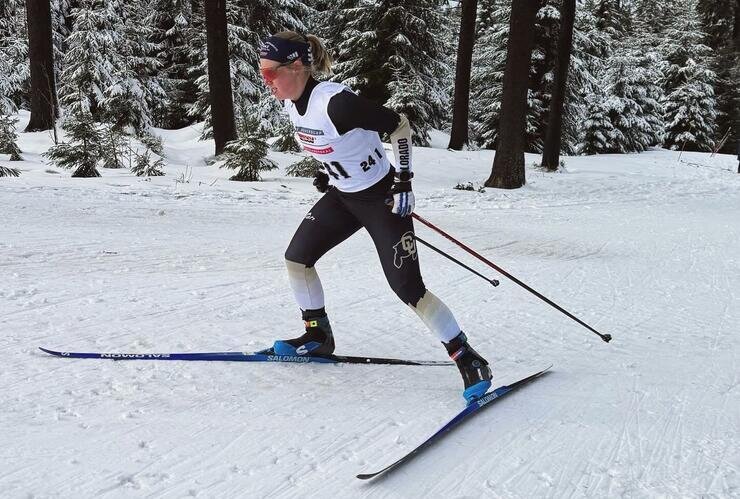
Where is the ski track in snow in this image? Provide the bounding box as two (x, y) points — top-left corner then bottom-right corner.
(1, 113), (739, 497)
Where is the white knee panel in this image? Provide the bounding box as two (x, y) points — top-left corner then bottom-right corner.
(409, 290), (461, 343)
(285, 259), (325, 311)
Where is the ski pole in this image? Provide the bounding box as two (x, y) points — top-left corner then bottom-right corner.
(414, 235), (500, 287)
(412, 212), (612, 343)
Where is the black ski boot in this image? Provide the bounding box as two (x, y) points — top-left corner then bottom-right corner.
(272, 310), (335, 356)
(443, 332), (492, 403)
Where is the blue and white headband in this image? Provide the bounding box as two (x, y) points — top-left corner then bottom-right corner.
(259, 35), (313, 66)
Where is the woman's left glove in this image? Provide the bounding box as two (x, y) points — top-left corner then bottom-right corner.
(313, 171), (330, 193)
(389, 177), (415, 217)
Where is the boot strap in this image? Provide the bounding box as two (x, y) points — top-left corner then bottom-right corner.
(449, 347), (466, 361)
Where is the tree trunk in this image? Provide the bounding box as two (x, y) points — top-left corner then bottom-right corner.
(204, 0), (236, 155)
(25, 0), (58, 132)
(734, 0), (739, 172)
(448, 0), (478, 150)
(541, 0), (576, 171)
(485, 0), (540, 189)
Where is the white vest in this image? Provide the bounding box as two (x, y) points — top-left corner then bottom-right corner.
(285, 82), (391, 193)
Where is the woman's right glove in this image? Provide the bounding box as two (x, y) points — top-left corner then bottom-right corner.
(389, 171), (415, 217)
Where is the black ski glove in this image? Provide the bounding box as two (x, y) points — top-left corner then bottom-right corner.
(313, 171), (330, 193)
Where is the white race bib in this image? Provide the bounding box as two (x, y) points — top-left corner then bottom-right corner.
(285, 82), (391, 193)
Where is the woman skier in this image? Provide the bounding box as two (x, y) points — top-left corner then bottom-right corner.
(258, 31), (492, 402)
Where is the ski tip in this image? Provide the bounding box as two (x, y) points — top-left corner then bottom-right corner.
(529, 364), (554, 379)
(356, 473), (376, 480)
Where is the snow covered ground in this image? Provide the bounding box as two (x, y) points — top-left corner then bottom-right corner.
(2, 110), (739, 498)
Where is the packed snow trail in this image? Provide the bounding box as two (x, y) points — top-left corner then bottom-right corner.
(2, 112), (738, 497)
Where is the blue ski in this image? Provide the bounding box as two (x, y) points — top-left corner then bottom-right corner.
(38, 347), (452, 367)
(356, 365), (552, 480)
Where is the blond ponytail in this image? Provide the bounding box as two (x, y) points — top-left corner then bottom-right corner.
(273, 31), (333, 76)
(305, 34), (333, 76)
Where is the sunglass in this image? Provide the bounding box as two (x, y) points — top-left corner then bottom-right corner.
(260, 61), (293, 83)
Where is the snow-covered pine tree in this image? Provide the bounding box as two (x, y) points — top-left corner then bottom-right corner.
(623, 30), (666, 148)
(185, 0), (209, 127)
(660, 2), (713, 89)
(271, 119), (301, 153)
(634, 53), (665, 148)
(331, 0), (451, 145)
(696, 0), (738, 153)
(559, 7), (610, 155)
(440, 0), (461, 140)
(631, 0), (673, 40)
(528, 1), (561, 153)
(309, 0), (359, 62)
(386, 68), (437, 146)
(584, 0), (630, 41)
(476, 0), (498, 38)
(286, 155), (321, 177)
(600, 47), (661, 153)
(147, 0), (200, 128)
(44, 107), (102, 177)
(97, 121), (127, 169)
(216, 116), (277, 181)
(572, 7), (611, 155)
(660, 1), (717, 151)
(574, 1), (664, 156)
(0, 165), (21, 177)
(381, 1), (452, 145)
(59, 0), (158, 135)
(469, 0), (508, 148)
(101, 0), (163, 136)
(139, 131), (164, 156)
(131, 148), (165, 177)
(662, 59), (717, 151)
(579, 91), (622, 154)
(100, 54), (149, 133)
(0, 114), (22, 161)
(58, 0), (118, 118)
(51, 0), (72, 81)
(226, 1), (270, 124)
(246, 87), (296, 145)
(0, 0), (29, 113)
(313, 1), (375, 92)
(575, 3), (611, 75)
(696, 0), (736, 45)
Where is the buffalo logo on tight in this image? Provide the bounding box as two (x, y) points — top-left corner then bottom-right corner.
(393, 232), (417, 269)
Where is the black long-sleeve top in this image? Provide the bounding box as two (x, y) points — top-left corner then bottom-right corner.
(291, 77), (401, 136)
